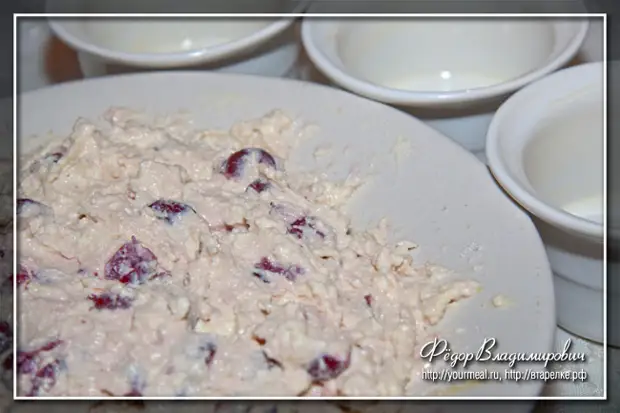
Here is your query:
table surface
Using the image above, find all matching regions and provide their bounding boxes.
[10,18,617,412]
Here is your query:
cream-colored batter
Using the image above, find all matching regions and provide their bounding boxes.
[16,108,478,397]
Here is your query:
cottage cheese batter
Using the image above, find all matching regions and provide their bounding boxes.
[16,108,478,397]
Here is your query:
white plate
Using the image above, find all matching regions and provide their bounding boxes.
[18,72,554,403]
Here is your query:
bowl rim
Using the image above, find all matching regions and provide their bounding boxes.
[47,9,308,68]
[486,61,605,240]
[300,18,589,106]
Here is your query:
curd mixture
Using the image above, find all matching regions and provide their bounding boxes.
[16,109,478,397]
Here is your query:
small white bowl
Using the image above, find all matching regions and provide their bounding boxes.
[301,16,589,160]
[486,61,611,345]
[48,7,307,78]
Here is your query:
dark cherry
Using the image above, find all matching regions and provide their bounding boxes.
[307,352,351,383]
[17,339,64,395]
[17,352,37,375]
[247,178,271,193]
[88,292,134,310]
[220,148,276,179]
[38,340,63,352]
[147,199,195,224]
[35,360,58,379]
[27,359,61,396]
[17,339,63,374]
[252,257,304,283]
[287,216,326,240]
[16,265,34,287]
[364,294,373,307]
[104,236,161,285]
[202,342,217,367]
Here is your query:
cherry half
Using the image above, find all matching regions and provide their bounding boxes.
[306,352,351,383]
[17,339,64,396]
[202,342,217,367]
[287,216,326,240]
[220,148,276,179]
[104,237,162,285]
[147,200,195,224]
[16,265,35,288]
[88,292,134,310]
[252,257,304,283]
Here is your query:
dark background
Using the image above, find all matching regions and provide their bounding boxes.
[5,0,619,411]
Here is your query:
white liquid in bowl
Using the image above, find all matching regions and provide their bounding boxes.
[523,92,604,228]
[336,20,555,93]
[562,195,603,225]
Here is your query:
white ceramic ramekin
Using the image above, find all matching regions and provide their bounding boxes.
[486,61,613,345]
[47,7,308,79]
[302,16,589,161]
